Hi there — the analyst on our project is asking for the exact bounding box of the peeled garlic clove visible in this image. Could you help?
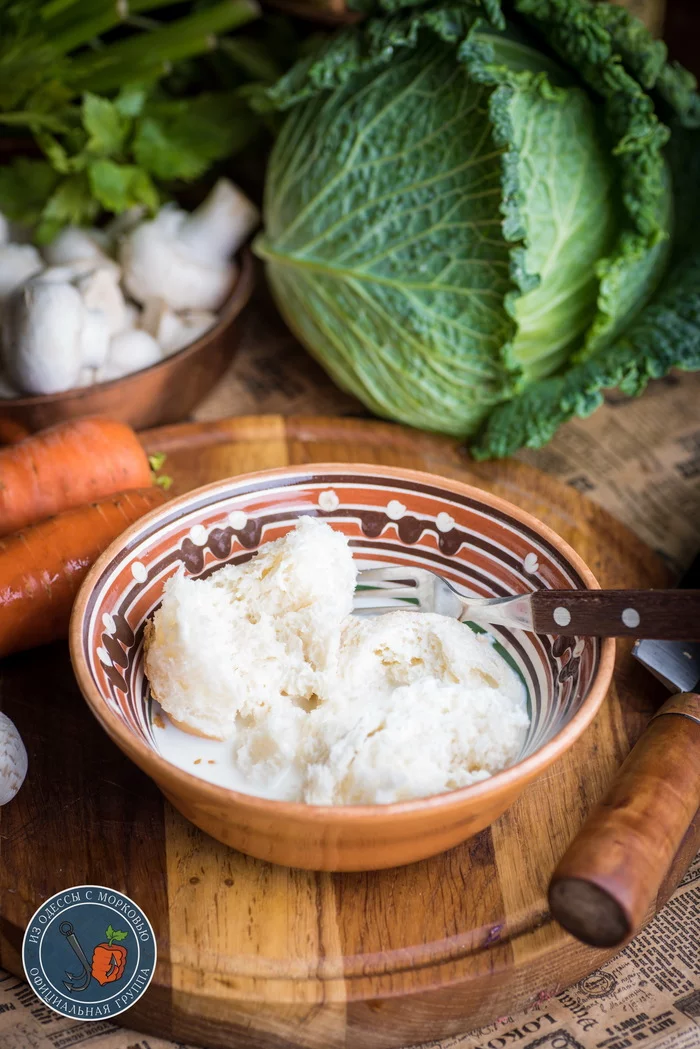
[97,329,162,382]
[0,712,28,806]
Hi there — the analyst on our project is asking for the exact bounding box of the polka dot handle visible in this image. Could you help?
[531,590,700,639]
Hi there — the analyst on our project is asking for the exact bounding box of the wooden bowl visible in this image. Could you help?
[0,250,254,437]
[69,464,615,871]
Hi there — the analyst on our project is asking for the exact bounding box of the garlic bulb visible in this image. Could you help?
[0,712,28,806]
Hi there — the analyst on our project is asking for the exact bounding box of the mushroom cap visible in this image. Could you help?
[43,226,112,268]
[97,328,162,382]
[1,279,86,395]
[77,265,128,337]
[0,244,44,302]
[119,207,235,311]
[0,712,28,806]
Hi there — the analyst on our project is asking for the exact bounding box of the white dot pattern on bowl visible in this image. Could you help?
[228,510,248,530]
[523,552,540,574]
[102,613,116,635]
[386,499,406,520]
[97,646,113,667]
[553,606,571,627]
[189,524,208,546]
[622,607,640,629]
[435,511,455,533]
[318,489,339,512]
[131,562,147,583]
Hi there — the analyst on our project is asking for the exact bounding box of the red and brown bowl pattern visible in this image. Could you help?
[70,464,615,871]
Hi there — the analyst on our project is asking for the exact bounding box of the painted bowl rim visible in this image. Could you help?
[69,462,616,819]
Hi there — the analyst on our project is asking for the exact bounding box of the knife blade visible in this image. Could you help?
[634,552,700,692]
[548,552,700,949]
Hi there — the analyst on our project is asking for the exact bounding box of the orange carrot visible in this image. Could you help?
[0,418,153,536]
[0,487,166,658]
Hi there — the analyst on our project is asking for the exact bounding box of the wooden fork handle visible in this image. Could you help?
[548,692,700,948]
[532,589,700,638]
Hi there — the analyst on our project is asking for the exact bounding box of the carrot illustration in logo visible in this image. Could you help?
[91,925,128,986]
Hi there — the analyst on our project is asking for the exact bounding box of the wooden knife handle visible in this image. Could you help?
[548,692,700,948]
[531,589,700,638]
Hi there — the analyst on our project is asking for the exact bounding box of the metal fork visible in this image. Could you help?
[355,566,700,640]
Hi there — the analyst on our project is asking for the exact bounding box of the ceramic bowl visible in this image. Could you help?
[70,464,615,871]
[0,250,254,440]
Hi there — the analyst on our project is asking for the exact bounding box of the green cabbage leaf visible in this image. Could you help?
[256,0,700,454]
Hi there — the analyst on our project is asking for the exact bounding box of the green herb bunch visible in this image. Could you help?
[0,0,288,241]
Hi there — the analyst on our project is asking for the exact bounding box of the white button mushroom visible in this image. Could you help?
[123,302,140,331]
[0,244,44,304]
[141,298,217,356]
[34,263,96,284]
[120,204,237,312]
[77,266,128,336]
[43,225,112,268]
[97,329,162,382]
[80,308,110,369]
[163,310,217,356]
[119,179,257,313]
[179,178,260,263]
[0,712,28,806]
[1,278,94,394]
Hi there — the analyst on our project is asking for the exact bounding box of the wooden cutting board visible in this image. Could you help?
[0,414,674,1049]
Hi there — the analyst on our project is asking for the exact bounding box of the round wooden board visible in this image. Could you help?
[0,415,673,1049]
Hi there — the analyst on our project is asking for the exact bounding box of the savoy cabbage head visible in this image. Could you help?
[254,0,700,456]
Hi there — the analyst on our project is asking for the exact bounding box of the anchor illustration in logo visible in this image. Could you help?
[59,922,129,991]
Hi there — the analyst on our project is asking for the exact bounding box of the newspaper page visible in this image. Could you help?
[519,372,700,576]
